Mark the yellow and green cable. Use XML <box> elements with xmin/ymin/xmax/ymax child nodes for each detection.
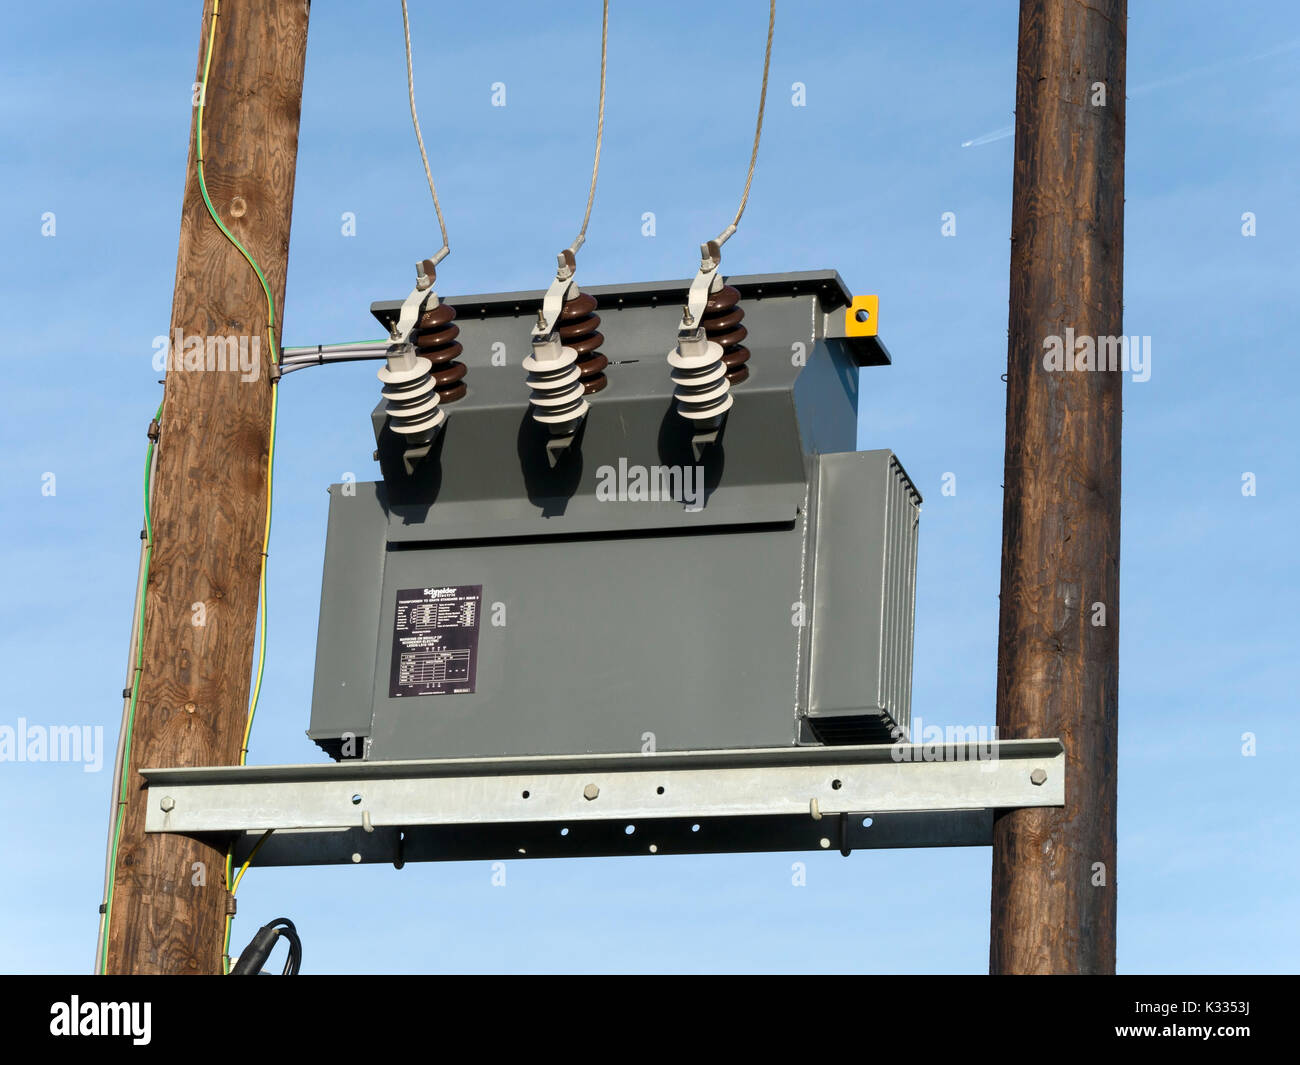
<box><xmin>98</xmin><ymin>402</ymin><xmax>162</xmax><ymax>975</ymax></box>
<box><xmin>196</xmin><ymin>0</ymin><xmax>281</xmax><ymax>973</ymax></box>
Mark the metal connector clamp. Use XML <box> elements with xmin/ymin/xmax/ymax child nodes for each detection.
<box><xmin>377</xmin><ymin>260</ymin><xmax>449</xmax><ymax>469</ymax></box>
<box><xmin>668</xmin><ymin>242</ymin><xmax>733</xmax><ymax>440</ymax></box>
<box><xmin>524</xmin><ymin>250</ymin><xmax>591</xmax><ymax>458</ymax></box>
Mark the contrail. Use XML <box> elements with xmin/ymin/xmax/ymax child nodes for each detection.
<box><xmin>1130</xmin><ymin>35</ymin><xmax>1300</xmax><ymax>95</ymax></box>
<box><xmin>960</xmin><ymin>36</ymin><xmax>1300</xmax><ymax>148</ymax></box>
<box><xmin>961</xmin><ymin>125</ymin><xmax>1013</xmax><ymax>148</ymax></box>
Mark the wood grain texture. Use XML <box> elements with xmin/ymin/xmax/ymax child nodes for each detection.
<box><xmin>990</xmin><ymin>0</ymin><xmax>1125</xmax><ymax>974</ymax></box>
<box><xmin>106</xmin><ymin>0</ymin><xmax>309</xmax><ymax>974</ymax></box>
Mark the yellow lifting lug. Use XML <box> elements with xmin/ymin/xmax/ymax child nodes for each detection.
<box><xmin>845</xmin><ymin>295</ymin><xmax>878</xmax><ymax>337</ymax></box>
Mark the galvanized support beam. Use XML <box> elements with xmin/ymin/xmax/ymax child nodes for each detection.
<box><xmin>141</xmin><ymin>740</ymin><xmax>1063</xmax><ymax>866</ymax></box>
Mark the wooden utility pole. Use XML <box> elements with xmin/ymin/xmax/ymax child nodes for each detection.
<box><xmin>105</xmin><ymin>0</ymin><xmax>310</xmax><ymax>974</ymax></box>
<box><xmin>990</xmin><ymin>0</ymin><xmax>1125</xmax><ymax>974</ymax></box>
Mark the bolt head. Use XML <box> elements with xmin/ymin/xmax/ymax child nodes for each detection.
<box><xmin>1030</xmin><ymin>768</ymin><xmax>1048</xmax><ymax>786</ymax></box>
<box><xmin>583</xmin><ymin>783</ymin><xmax>599</xmax><ymax>801</ymax></box>
<box><xmin>159</xmin><ymin>795</ymin><xmax>176</xmax><ymax>812</ymax></box>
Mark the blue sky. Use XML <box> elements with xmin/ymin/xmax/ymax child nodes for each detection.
<box><xmin>1</xmin><ymin>0</ymin><xmax>1297</xmax><ymax>973</ymax></box>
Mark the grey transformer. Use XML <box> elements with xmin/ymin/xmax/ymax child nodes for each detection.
<box><xmin>308</xmin><ymin>270</ymin><xmax>920</xmax><ymax>763</ymax></box>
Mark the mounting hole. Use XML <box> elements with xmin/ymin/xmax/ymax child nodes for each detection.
<box><xmin>831</xmin><ymin>779</ymin><xmax>842</xmax><ymax>790</ymax></box>
<box><xmin>855</xmin><ymin>308</ymin><xmax>871</xmax><ymax>323</ymax></box>
<box><xmin>862</xmin><ymin>817</ymin><xmax>873</xmax><ymax>828</ymax></box>
<box><xmin>521</xmin><ymin>790</ymin><xmax>530</xmax><ymax>799</ymax></box>
<box><xmin>560</xmin><ymin>827</ymin><xmax>569</xmax><ymax>837</ymax></box>
<box><xmin>656</xmin><ymin>786</ymin><xmax>665</xmax><ymax>795</ymax></box>
<box><xmin>690</xmin><ymin>824</ymin><xmax>700</xmax><ymax>833</ymax></box>
<box><xmin>624</xmin><ymin>824</ymin><xmax>635</xmax><ymax>836</ymax></box>
<box><xmin>351</xmin><ymin>794</ymin><xmax>362</xmax><ymax>805</ymax></box>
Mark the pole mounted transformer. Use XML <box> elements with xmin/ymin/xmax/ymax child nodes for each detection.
<box><xmin>145</xmin><ymin>272</ymin><xmax>1063</xmax><ymax>873</ymax></box>
<box><xmin>310</xmin><ymin>271</ymin><xmax>921</xmax><ymax>763</ymax></box>
<box><xmin>127</xmin><ymin>0</ymin><xmax>1070</xmax><ymax>941</ymax></box>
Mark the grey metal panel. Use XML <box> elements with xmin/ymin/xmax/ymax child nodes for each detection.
<box><xmin>376</xmin><ymin>389</ymin><xmax>809</xmax><ymax>527</ymax></box>
<box><xmin>306</xmin><ymin>483</ymin><xmax>388</xmax><ymax>746</ymax></box>
<box><xmin>793</xmin><ymin>339</ymin><xmax>860</xmax><ymax>455</ymax></box>
<box><xmin>381</xmin><ymin>495</ymin><xmax>800</xmax><ymax>543</ymax></box>
<box><xmin>309</xmin><ymin>452</ymin><xmax>922</xmax><ymax>759</ymax></box>
<box><xmin>366</xmin><ymin>517</ymin><xmax>805</xmax><ymax>759</ymax></box>
<box><xmin>885</xmin><ymin>455</ymin><xmax>903</xmax><ymax>721</ymax></box>
<box><xmin>804</xmin><ymin>451</ymin><xmax>920</xmax><ymax>738</ymax></box>
<box><xmin>806</xmin><ymin>451</ymin><xmax>884</xmax><ymax>722</ymax></box>
<box><xmin>895</xmin><ymin>456</ymin><xmax>920</xmax><ymax>733</ymax></box>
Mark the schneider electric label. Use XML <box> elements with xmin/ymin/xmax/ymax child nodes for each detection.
<box><xmin>388</xmin><ymin>585</ymin><xmax>482</xmax><ymax>697</ymax></box>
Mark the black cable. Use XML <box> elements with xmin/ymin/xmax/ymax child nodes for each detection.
<box><xmin>273</xmin><ymin>918</ymin><xmax>303</xmax><ymax>976</ymax></box>
<box><xmin>230</xmin><ymin>916</ymin><xmax>302</xmax><ymax>976</ymax></box>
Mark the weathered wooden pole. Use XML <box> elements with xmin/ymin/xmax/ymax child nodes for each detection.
<box><xmin>104</xmin><ymin>0</ymin><xmax>310</xmax><ymax>974</ymax></box>
<box><xmin>990</xmin><ymin>0</ymin><xmax>1126</xmax><ymax>974</ymax></box>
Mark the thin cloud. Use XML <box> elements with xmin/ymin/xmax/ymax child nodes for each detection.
<box><xmin>960</xmin><ymin>36</ymin><xmax>1300</xmax><ymax>148</ymax></box>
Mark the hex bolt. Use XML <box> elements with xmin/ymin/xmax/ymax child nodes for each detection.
<box><xmin>583</xmin><ymin>783</ymin><xmax>600</xmax><ymax>801</ymax></box>
<box><xmin>1030</xmin><ymin>768</ymin><xmax>1048</xmax><ymax>786</ymax></box>
<box><xmin>159</xmin><ymin>796</ymin><xmax>176</xmax><ymax>812</ymax></box>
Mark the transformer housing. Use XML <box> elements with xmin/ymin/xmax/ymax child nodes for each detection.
<box><xmin>308</xmin><ymin>270</ymin><xmax>920</xmax><ymax>761</ymax></box>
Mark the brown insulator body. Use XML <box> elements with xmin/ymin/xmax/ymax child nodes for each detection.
<box><xmin>412</xmin><ymin>302</ymin><xmax>468</xmax><ymax>403</ymax></box>
<box><xmin>701</xmin><ymin>284</ymin><xmax>750</xmax><ymax>385</ymax></box>
<box><xmin>557</xmin><ymin>291</ymin><xmax>608</xmax><ymax>395</ymax></box>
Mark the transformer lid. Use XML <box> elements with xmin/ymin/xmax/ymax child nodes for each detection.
<box><xmin>370</xmin><ymin>269</ymin><xmax>891</xmax><ymax>368</ymax></box>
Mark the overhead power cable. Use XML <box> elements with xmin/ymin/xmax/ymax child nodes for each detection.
<box><xmin>402</xmin><ymin>0</ymin><xmax>449</xmax><ymax>270</ymax></box>
<box><xmin>567</xmin><ymin>0</ymin><xmax>609</xmax><ymax>259</ymax></box>
<box><xmin>713</xmin><ymin>0</ymin><xmax>775</xmax><ymax>249</ymax></box>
